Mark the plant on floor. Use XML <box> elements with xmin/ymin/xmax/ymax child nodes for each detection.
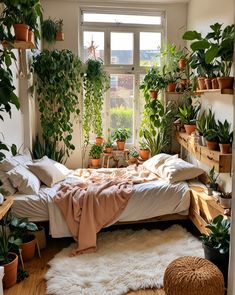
<box><xmin>32</xmin><ymin>49</ymin><xmax>83</xmax><ymax>163</ymax></box>
<box><xmin>89</xmin><ymin>144</ymin><xmax>103</xmax><ymax>159</ymax></box>
<box><xmin>82</xmin><ymin>59</ymin><xmax>109</xmax><ymax>144</ymax></box>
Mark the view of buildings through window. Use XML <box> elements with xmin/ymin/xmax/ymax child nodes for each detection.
<box><xmin>82</xmin><ymin>12</ymin><xmax>163</xmax><ymax>144</ymax></box>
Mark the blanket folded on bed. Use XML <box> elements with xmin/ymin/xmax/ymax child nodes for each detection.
<box><xmin>55</xmin><ymin>165</ymin><xmax>158</xmax><ymax>255</ymax></box>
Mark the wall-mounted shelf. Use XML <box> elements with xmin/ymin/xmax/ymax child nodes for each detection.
<box><xmin>2</xmin><ymin>40</ymin><xmax>35</xmax><ymax>49</ymax></box>
<box><xmin>196</xmin><ymin>88</ymin><xmax>233</xmax><ymax>95</ymax></box>
<box><xmin>176</xmin><ymin>132</ymin><xmax>232</xmax><ymax>173</ymax></box>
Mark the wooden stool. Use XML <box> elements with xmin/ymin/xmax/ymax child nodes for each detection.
<box><xmin>163</xmin><ymin>256</ymin><xmax>224</xmax><ymax>295</ymax></box>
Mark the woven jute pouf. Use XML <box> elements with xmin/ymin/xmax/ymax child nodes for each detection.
<box><xmin>163</xmin><ymin>256</ymin><xmax>224</xmax><ymax>295</ymax></box>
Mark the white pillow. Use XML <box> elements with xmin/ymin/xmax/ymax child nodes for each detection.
<box><xmin>47</xmin><ymin>157</ymin><xmax>72</xmax><ymax>176</ymax></box>
<box><xmin>28</xmin><ymin>157</ymin><xmax>65</xmax><ymax>187</ymax></box>
<box><xmin>0</xmin><ymin>170</ymin><xmax>16</xmax><ymax>195</ymax></box>
<box><xmin>0</xmin><ymin>148</ymin><xmax>32</xmax><ymax>172</ymax></box>
<box><xmin>156</xmin><ymin>157</ymin><xmax>204</xmax><ymax>183</ymax></box>
<box><xmin>143</xmin><ymin>153</ymin><xmax>178</xmax><ymax>174</ymax></box>
<box><xmin>7</xmin><ymin>165</ymin><xmax>40</xmax><ymax>195</ymax></box>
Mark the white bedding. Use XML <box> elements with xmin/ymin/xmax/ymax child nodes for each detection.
<box><xmin>12</xmin><ymin>172</ymin><xmax>191</xmax><ymax>238</ymax></box>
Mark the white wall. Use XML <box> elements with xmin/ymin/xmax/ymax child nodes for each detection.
<box><xmin>187</xmin><ymin>0</ymin><xmax>234</xmax><ymax>294</ymax></box>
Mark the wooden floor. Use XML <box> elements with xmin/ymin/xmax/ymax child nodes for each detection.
<box><xmin>4</xmin><ymin>237</ymin><xmax>165</xmax><ymax>295</ymax></box>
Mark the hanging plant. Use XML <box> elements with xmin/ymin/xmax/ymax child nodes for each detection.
<box><xmin>32</xmin><ymin>49</ymin><xmax>82</xmax><ymax>162</ymax></box>
<box><xmin>82</xmin><ymin>58</ymin><xmax>109</xmax><ymax>144</ymax></box>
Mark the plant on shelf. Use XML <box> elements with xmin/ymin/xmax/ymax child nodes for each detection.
<box><xmin>0</xmin><ymin>213</ymin><xmax>21</xmax><ymax>288</ymax></box>
<box><xmin>128</xmin><ymin>147</ymin><xmax>139</xmax><ymax>164</ymax></box>
<box><xmin>112</xmin><ymin>128</ymin><xmax>131</xmax><ymax>150</ymax></box>
<box><xmin>89</xmin><ymin>144</ymin><xmax>103</xmax><ymax>167</ymax></box>
<box><xmin>177</xmin><ymin>103</ymin><xmax>201</xmax><ymax>135</ymax></box>
<box><xmin>9</xmin><ymin>216</ymin><xmax>38</xmax><ymax>262</ymax></box>
<box><xmin>200</xmin><ymin>215</ymin><xmax>230</xmax><ymax>283</ymax></box>
<box><xmin>55</xmin><ymin>18</ymin><xmax>64</xmax><ymax>41</ymax></box>
<box><xmin>41</xmin><ymin>18</ymin><xmax>57</xmax><ymax>43</ymax></box>
<box><xmin>217</xmin><ymin>119</ymin><xmax>233</xmax><ymax>154</ymax></box>
<box><xmin>32</xmin><ymin>49</ymin><xmax>83</xmax><ymax>163</ymax></box>
<box><xmin>218</xmin><ymin>191</ymin><xmax>232</xmax><ymax>209</ymax></box>
<box><xmin>196</xmin><ymin>110</ymin><xmax>207</xmax><ymax>146</ymax></box>
<box><xmin>139</xmin><ymin>140</ymin><xmax>150</xmax><ymax>160</ymax></box>
<box><xmin>206</xmin><ymin>166</ymin><xmax>219</xmax><ymax>194</ymax></box>
<box><xmin>140</xmin><ymin>66</ymin><xmax>166</xmax><ymax>99</ymax></box>
<box><xmin>104</xmin><ymin>138</ymin><xmax>113</xmax><ymax>154</ymax></box>
<box><xmin>82</xmin><ymin>59</ymin><xmax>109</xmax><ymax>145</ymax></box>
<box><xmin>204</xmin><ymin>109</ymin><xmax>219</xmax><ymax>150</ymax></box>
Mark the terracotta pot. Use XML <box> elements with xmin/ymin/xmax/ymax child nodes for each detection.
<box><xmin>149</xmin><ymin>90</ymin><xmax>158</xmax><ymax>99</ymax></box>
<box><xmin>105</xmin><ymin>147</ymin><xmax>112</xmax><ymax>154</ymax></box>
<box><xmin>205</xmin><ymin>78</ymin><xmax>212</xmax><ymax>89</ymax></box>
<box><xmin>28</xmin><ymin>29</ymin><xmax>34</xmax><ymax>44</ymax></box>
<box><xmin>91</xmin><ymin>158</ymin><xmax>100</xmax><ymax>168</ymax></box>
<box><xmin>2</xmin><ymin>253</ymin><xmax>18</xmax><ymax>289</ymax></box>
<box><xmin>197</xmin><ymin>77</ymin><xmax>206</xmax><ymax>90</ymax></box>
<box><xmin>13</xmin><ymin>24</ymin><xmax>29</xmax><ymax>41</ymax></box>
<box><xmin>212</xmin><ymin>78</ymin><xmax>219</xmax><ymax>89</ymax></box>
<box><xmin>184</xmin><ymin>124</ymin><xmax>196</xmax><ymax>135</ymax></box>
<box><xmin>178</xmin><ymin>58</ymin><xmax>187</xmax><ymax>70</ymax></box>
<box><xmin>116</xmin><ymin>140</ymin><xmax>125</xmax><ymax>150</ymax></box>
<box><xmin>129</xmin><ymin>157</ymin><xmax>138</xmax><ymax>164</ymax></box>
<box><xmin>217</xmin><ymin>77</ymin><xmax>234</xmax><ymax>90</ymax></box>
<box><xmin>166</xmin><ymin>83</ymin><xmax>176</xmax><ymax>92</ymax></box>
<box><xmin>56</xmin><ymin>31</ymin><xmax>64</xmax><ymax>41</ymax></box>
<box><xmin>219</xmin><ymin>143</ymin><xmax>231</xmax><ymax>154</ymax></box>
<box><xmin>21</xmin><ymin>235</ymin><xmax>36</xmax><ymax>261</ymax></box>
<box><xmin>33</xmin><ymin>226</ymin><xmax>46</xmax><ymax>250</ymax></box>
<box><xmin>139</xmin><ymin>149</ymin><xmax>150</xmax><ymax>160</ymax></box>
<box><xmin>206</xmin><ymin>140</ymin><xmax>218</xmax><ymax>151</ymax></box>
<box><xmin>95</xmin><ymin>137</ymin><xmax>103</xmax><ymax>145</ymax></box>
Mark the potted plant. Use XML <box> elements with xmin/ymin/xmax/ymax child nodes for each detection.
<box><xmin>95</xmin><ymin>136</ymin><xmax>104</xmax><ymax>146</ymax></box>
<box><xmin>204</xmin><ymin>109</ymin><xmax>219</xmax><ymax>150</ymax></box>
<box><xmin>128</xmin><ymin>147</ymin><xmax>139</xmax><ymax>164</ymax></box>
<box><xmin>104</xmin><ymin>139</ymin><xmax>113</xmax><ymax>154</ymax></box>
<box><xmin>177</xmin><ymin>103</ymin><xmax>201</xmax><ymax>135</ymax></box>
<box><xmin>9</xmin><ymin>216</ymin><xmax>38</xmax><ymax>262</ymax></box>
<box><xmin>55</xmin><ymin>18</ymin><xmax>64</xmax><ymax>41</ymax></box>
<box><xmin>206</xmin><ymin>166</ymin><xmax>219</xmax><ymax>195</ymax></box>
<box><xmin>140</xmin><ymin>66</ymin><xmax>166</xmax><ymax>99</ymax></box>
<box><xmin>218</xmin><ymin>191</ymin><xmax>232</xmax><ymax>209</ymax></box>
<box><xmin>200</xmin><ymin>215</ymin><xmax>230</xmax><ymax>284</ymax></box>
<box><xmin>41</xmin><ymin>18</ymin><xmax>57</xmax><ymax>43</ymax></box>
<box><xmin>0</xmin><ymin>213</ymin><xmax>20</xmax><ymax>289</ymax></box>
<box><xmin>139</xmin><ymin>140</ymin><xmax>150</xmax><ymax>160</ymax></box>
<box><xmin>89</xmin><ymin>144</ymin><xmax>103</xmax><ymax>167</ymax></box>
<box><xmin>112</xmin><ymin>128</ymin><xmax>131</xmax><ymax>150</ymax></box>
<box><xmin>196</xmin><ymin>110</ymin><xmax>207</xmax><ymax>146</ymax></box>
<box><xmin>217</xmin><ymin>119</ymin><xmax>233</xmax><ymax>154</ymax></box>
<box><xmin>177</xmin><ymin>47</ymin><xmax>189</xmax><ymax>70</ymax></box>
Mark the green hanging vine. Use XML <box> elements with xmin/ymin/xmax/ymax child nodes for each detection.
<box><xmin>82</xmin><ymin>59</ymin><xmax>109</xmax><ymax>144</ymax></box>
<box><xmin>32</xmin><ymin>49</ymin><xmax>82</xmax><ymax>162</ymax></box>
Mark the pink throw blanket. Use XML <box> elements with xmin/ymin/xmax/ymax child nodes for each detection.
<box><xmin>55</xmin><ymin>166</ymin><xmax>158</xmax><ymax>255</ymax></box>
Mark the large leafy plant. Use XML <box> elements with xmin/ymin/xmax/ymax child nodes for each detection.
<box><xmin>200</xmin><ymin>215</ymin><xmax>230</xmax><ymax>254</ymax></box>
<box><xmin>82</xmin><ymin>59</ymin><xmax>109</xmax><ymax>144</ymax></box>
<box><xmin>32</xmin><ymin>49</ymin><xmax>83</xmax><ymax>163</ymax></box>
<box><xmin>89</xmin><ymin>144</ymin><xmax>103</xmax><ymax>159</ymax></box>
<box><xmin>112</xmin><ymin>128</ymin><xmax>131</xmax><ymax>142</ymax></box>
<box><xmin>177</xmin><ymin>103</ymin><xmax>200</xmax><ymax>125</ymax></box>
<box><xmin>140</xmin><ymin>66</ymin><xmax>166</xmax><ymax>92</ymax></box>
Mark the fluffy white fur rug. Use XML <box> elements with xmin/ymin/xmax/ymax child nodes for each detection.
<box><xmin>46</xmin><ymin>225</ymin><xmax>203</xmax><ymax>295</ymax></box>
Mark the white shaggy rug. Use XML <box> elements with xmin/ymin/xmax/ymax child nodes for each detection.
<box><xmin>46</xmin><ymin>225</ymin><xmax>203</xmax><ymax>295</ymax></box>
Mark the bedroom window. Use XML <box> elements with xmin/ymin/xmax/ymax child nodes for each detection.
<box><xmin>81</xmin><ymin>10</ymin><xmax>164</xmax><ymax>145</ymax></box>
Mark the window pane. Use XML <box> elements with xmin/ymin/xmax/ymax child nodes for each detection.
<box><xmin>83</xmin><ymin>13</ymin><xmax>161</xmax><ymax>25</ymax></box>
<box><xmin>140</xmin><ymin>32</ymin><xmax>161</xmax><ymax>66</ymax></box>
<box><xmin>111</xmin><ymin>32</ymin><xmax>133</xmax><ymax>65</ymax></box>
<box><xmin>110</xmin><ymin>74</ymin><xmax>134</xmax><ymax>143</ymax></box>
<box><xmin>83</xmin><ymin>31</ymin><xmax>104</xmax><ymax>61</ymax></box>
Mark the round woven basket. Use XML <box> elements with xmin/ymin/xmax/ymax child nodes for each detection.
<box><xmin>163</xmin><ymin>256</ymin><xmax>224</xmax><ymax>295</ymax></box>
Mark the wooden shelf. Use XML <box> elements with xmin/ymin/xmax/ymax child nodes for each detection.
<box><xmin>196</xmin><ymin>88</ymin><xmax>233</xmax><ymax>95</ymax></box>
<box><xmin>2</xmin><ymin>40</ymin><xmax>35</xmax><ymax>49</ymax></box>
<box><xmin>176</xmin><ymin>132</ymin><xmax>232</xmax><ymax>173</ymax></box>
<box><xmin>0</xmin><ymin>196</ymin><xmax>14</xmax><ymax>220</ymax></box>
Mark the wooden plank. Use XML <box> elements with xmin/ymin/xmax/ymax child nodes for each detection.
<box><xmin>189</xmin><ymin>209</ymin><xmax>209</xmax><ymax>235</ymax></box>
<box><xmin>2</xmin><ymin>40</ymin><xmax>35</xmax><ymax>49</ymax></box>
<box><xmin>196</xmin><ymin>89</ymin><xmax>233</xmax><ymax>95</ymax></box>
<box><xmin>0</xmin><ymin>196</ymin><xmax>13</xmax><ymax>220</ymax></box>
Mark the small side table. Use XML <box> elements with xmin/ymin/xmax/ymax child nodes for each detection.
<box><xmin>102</xmin><ymin>150</ymin><xmax>129</xmax><ymax>168</ymax></box>
<box><xmin>0</xmin><ymin>196</ymin><xmax>13</xmax><ymax>220</ymax></box>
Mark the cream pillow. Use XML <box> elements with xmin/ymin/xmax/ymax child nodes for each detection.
<box><xmin>48</xmin><ymin>157</ymin><xmax>72</xmax><ymax>176</ymax></box>
<box><xmin>28</xmin><ymin>157</ymin><xmax>65</xmax><ymax>187</ymax></box>
<box><xmin>0</xmin><ymin>170</ymin><xmax>16</xmax><ymax>195</ymax></box>
<box><xmin>156</xmin><ymin>157</ymin><xmax>204</xmax><ymax>183</ymax></box>
<box><xmin>143</xmin><ymin>153</ymin><xmax>178</xmax><ymax>174</ymax></box>
<box><xmin>7</xmin><ymin>165</ymin><xmax>40</xmax><ymax>194</ymax></box>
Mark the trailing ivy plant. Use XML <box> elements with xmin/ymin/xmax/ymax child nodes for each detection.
<box><xmin>32</xmin><ymin>49</ymin><xmax>82</xmax><ymax>162</ymax></box>
<box><xmin>82</xmin><ymin>59</ymin><xmax>109</xmax><ymax>144</ymax></box>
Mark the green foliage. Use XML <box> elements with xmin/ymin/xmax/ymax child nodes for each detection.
<box><xmin>32</xmin><ymin>49</ymin><xmax>82</xmax><ymax>162</ymax></box>
<box><xmin>89</xmin><ymin>144</ymin><xmax>103</xmax><ymax>159</ymax></box>
<box><xmin>104</xmin><ymin>138</ymin><xmax>113</xmax><ymax>148</ymax></box>
<box><xmin>177</xmin><ymin>103</ymin><xmax>200</xmax><ymax>125</ymax></box>
<box><xmin>41</xmin><ymin>19</ymin><xmax>57</xmax><ymax>43</ymax></box>
<box><xmin>139</xmin><ymin>140</ymin><xmax>149</xmax><ymax>150</ymax></box>
<box><xmin>110</xmin><ymin>107</ymin><xmax>133</xmax><ymax>131</ymax></box>
<box><xmin>112</xmin><ymin>128</ymin><xmax>131</xmax><ymax>141</ymax></box>
<box><xmin>82</xmin><ymin>59</ymin><xmax>109</xmax><ymax>143</ymax></box>
<box><xmin>208</xmin><ymin>166</ymin><xmax>219</xmax><ymax>186</ymax></box>
<box><xmin>196</xmin><ymin>110</ymin><xmax>207</xmax><ymax>136</ymax></box>
<box><xmin>129</xmin><ymin>147</ymin><xmax>139</xmax><ymax>158</ymax></box>
<box><xmin>203</xmin><ymin>109</ymin><xmax>219</xmax><ymax>141</ymax></box>
<box><xmin>200</xmin><ymin>215</ymin><xmax>230</xmax><ymax>254</ymax></box>
<box><xmin>139</xmin><ymin>66</ymin><xmax>166</xmax><ymax>92</ymax></box>
<box><xmin>32</xmin><ymin>135</ymin><xmax>65</xmax><ymax>163</ymax></box>
<box><xmin>217</xmin><ymin>119</ymin><xmax>233</xmax><ymax>144</ymax></box>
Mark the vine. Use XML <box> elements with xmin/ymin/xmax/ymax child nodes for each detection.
<box><xmin>32</xmin><ymin>49</ymin><xmax>82</xmax><ymax>162</ymax></box>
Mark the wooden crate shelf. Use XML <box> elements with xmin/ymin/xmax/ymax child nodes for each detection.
<box><xmin>176</xmin><ymin>131</ymin><xmax>232</xmax><ymax>173</ymax></box>
<box><xmin>196</xmin><ymin>88</ymin><xmax>233</xmax><ymax>95</ymax></box>
<box><xmin>2</xmin><ymin>40</ymin><xmax>35</xmax><ymax>49</ymax></box>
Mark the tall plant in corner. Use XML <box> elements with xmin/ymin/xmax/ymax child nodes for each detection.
<box><xmin>32</xmin><ymin>49</ymin><xmax>82</xmax><ymax>163</ymax></box>
<box><xmin>82</xmin><ymin>59</ymin><xmax>109</xmax><ymax>144</ymax></box>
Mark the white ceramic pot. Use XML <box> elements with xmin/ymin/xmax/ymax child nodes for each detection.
<box><xmin>219</xmin><ymin>197</ymin><xmax>231</xmax><ymax>209</ymax></box>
